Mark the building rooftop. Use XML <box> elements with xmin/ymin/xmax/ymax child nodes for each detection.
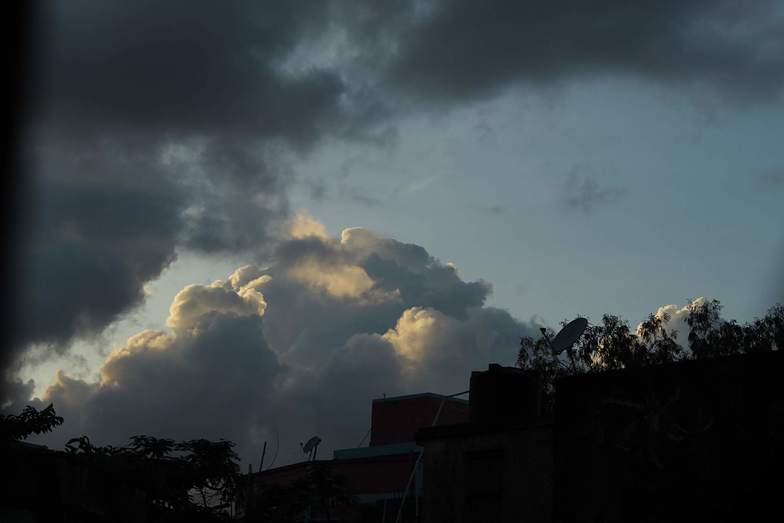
<box><xmin>370</xmin><ymin>391</ymin><xmax>470</xmax><ymax>446</ymax></box>
<box><xmin>371</xmin><ymin>392</ymin><xmax>468</xmax><ymax>404</ymax></box>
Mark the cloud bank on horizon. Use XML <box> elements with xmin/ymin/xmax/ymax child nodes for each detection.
<box><xmin>8</xmin><ymin>217</ymin><xmax>533</xmax><ymax>465</ymax></box>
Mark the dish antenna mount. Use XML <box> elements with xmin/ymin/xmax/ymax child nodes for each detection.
<box><xmin>301</xmin><ymin>436</ymin><xmax>322</xmax><ymax>461</ymax></box>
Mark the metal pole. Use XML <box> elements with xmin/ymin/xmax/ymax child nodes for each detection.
<box><xmin>259</xmin><ymin>441</ymin><xmax>267</xmax><ymax>471</ymax></box>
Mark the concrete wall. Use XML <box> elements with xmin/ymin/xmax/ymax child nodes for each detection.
<box><xmin>371</xmin><ymin>394</ymin><xmax>469</xmax><ymax>446</ymax></box>
<box><xmin>419</xmin><ymin>424</ymin><xmax>553</xmax><ymax>523</ymax></box>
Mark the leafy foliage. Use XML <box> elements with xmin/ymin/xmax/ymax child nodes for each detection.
<box><xmin>177</xmin><ymin>438</ymin><xmax>240</xmax><ymax>510</ymax></box>
<box><xmin>62</xmin><ymin>432</ymin><xmax>240</xmax><ymax>518</ymax></box>
<box><xmin>687</xmin><ymin>300</ymin><xmax>783</xmax><ymax>358</ymax></box>
<box><xmin>517</xmin><ymin>300</ymin><xmax>783</xmax><ymax>404</ymax></box>
<box><xmin>64</xmin><ymin>435</ymin><xmax>132</xmax><ymax>456</ymax></box>
<box><xmin>129</xmin><ymin>434</ymin><xmax>176</xmax><ymax>459</ymax></box>
<box><xmin>0</xmin><ymin>403</ymin><xmax>64</xmax><ymax>441</ymax></box>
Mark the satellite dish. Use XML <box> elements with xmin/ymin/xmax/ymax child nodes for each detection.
<box><xmin>302</xmin><ymin>436</ymin><xmax>322</xmax><ymax>454</ymax></box>
<box><xmin>302</xmin><ymin>436</ymin><xmax>322</xmax><ymax>461</ymax></box>
<box><xmin>549</xmin><ymin>317</ymin><xmax>588</xmax><ymax>354</ymax></box>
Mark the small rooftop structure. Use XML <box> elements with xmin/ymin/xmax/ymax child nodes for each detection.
<box><xmin>469</xmin><ymin>363</ymin><xmax>543</xmax><ymax>426</ymax></box>
<box><xmin>369</xmin><ymin>392</ymin><xmax>470</xmax><ymax>446</ymax></box>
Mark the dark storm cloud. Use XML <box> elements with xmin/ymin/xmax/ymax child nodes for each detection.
<box><xmin>178</xmin><ymin>139</ymin><xmax>292</xmax><ymax>253</ymax></box>
<box><xmin>378</xmin><ymin>0</ymin><xmax>784</xmax><ymax>105</ymax></box>
<box><xmin>14</xmin><ymin>144</ymin><xmax>183</xmax><ymax>353</ymax></box>
<box><xmin>28</xmin><ymin>0</ymin><xmax>351</xmax><ymax>253</ymax></box>
<box><xmin>10</xmin><ymin>1</ymin><xmax>352</xmax><ymax>368</ymax></box>
<box><xmin>31</xmin><ymin>0</ymin><xmax>342</xmax><ymax>143</ymax></box>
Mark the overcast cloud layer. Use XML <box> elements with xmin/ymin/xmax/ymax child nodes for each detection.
<box><xmin>5</xmin><ymin>1</ymin><xmax>784</xmax><ymax>459</ymax></box>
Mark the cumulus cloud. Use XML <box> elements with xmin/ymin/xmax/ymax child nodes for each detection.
<box><xmin>13</xmin><ymin>145</ymin><xmax>183</xmax><ymax>356</ymax></box>
<box><xmin>636</xmin><ymin>297</ymin><xmax>713</xmax><ymax>354</ymax></box>
<box><xmin>379</xmin><ymin>306</ymin><xmax>522</xmax><ymax>391</ymax></box>
<box><xmin>16</xmin><ymin>221</ymin><xmax>533</xmax><ymax>466</ymax></box>
<box><xmin>288</xmin><ymin>212</ymin><xmax>330</xmax><ymax>240</ymax></box>
<box><xmin>166</xmin><ymin>278</ymin><xmax>268</xmax><ymax>335</ymax></box>
<box><xmin>36</xmin><ymin>278</ymin><xmax>281</xmax><ymax>455</ymax></box>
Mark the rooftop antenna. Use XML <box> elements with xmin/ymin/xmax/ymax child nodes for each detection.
<box><xmin>542</xmin><ymin>317</ymin><xmax>588</xmax><ymax>370</ymax></box>
<box><xmin>301</xmin><ymin>436</ymin><xmax>322</xmax><ymax>462</ymax></box>
<box><xmin>258</xmin><ymin>441</ymin><xmax>267</xmax><ymax>472</ymax></box>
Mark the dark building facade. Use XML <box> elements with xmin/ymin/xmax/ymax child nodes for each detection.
<box><xmin>555</xmin><ymin>350</ymin><xmax>784</xmax><ymax>523</ymax></box>
<box><xmin>246</xmin><ymin>392</ymin><xmax>470</xmax><ymax>522</ymax></box>
<box><xmin>249</xmin><ymin>351</ymin><xmax>783</xmax><ymax>522</ymax></box>
<box><xmin>416</xmin><ymin>365</ymin><xmax>553</xmax><ymax>523</ymax></box>
<box><xmin>417</xmin><ymin>421</ymin><xmax>553</xmax><ymax>523</ymax></box>
<box><xmin>369</xmin><ymin>393</ymin><xmax>470</xmax><ymax>446</ymax></box>
<box><xmin>417</xmin><ymin>352</ymin><xmax>784</xmax><ymax>523</ymax></box>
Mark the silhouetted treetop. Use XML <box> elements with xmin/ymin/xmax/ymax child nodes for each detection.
<box><xmin>0</xmin><ymin>403</ymin><xmax>63</xmax><ymax>441</ymax></box>
<box><xmin>517</xmin><ymin>300</ymin><xmax>783</xmax><ymax>404</ymax></box>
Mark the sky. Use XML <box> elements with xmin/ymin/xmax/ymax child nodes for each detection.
<box><xmin>4</xmin><ymin>0</ymin><xmax>784</xmax><ymax>466</ymax></box>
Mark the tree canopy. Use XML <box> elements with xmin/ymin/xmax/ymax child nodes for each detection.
<box><xmin>62</xmin><ymin>433</ymin><xmax>241</xmax><ymax>516</ymax></box>
<box><xmin>517</xmin><ymin>300</ymin><xmax>784</xmax><ymax>405</ymax></box>
<box><xmin>0</xmin><ymin>403</ymin><xmax>63</xmax><ymax>441</ymax></box>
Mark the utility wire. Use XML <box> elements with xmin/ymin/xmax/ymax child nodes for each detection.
<box><xmin>395</xmin><ymin>390</ymin><xmax>469</xmax><ymax>523</ymax></box>
<box><xmin>357</xmin><ymin>426</ymin><xmax>372</xmax><ymax>447</ymax></box>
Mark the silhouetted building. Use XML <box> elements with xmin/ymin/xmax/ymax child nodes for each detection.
<box><xmin>416</xmin><ymin>365</ymin><xmax>553</xmax><ymax>523</ymax></box>
<box><xmin>555</xmin><ymin>350</ymin><xmax>784</xmax><ymax>523</ymax></box>
<box><xmin>416</xmin><ymin>352</ymin><xmax>784</xmax><ymax>523</ymax></box>
<box><xmin>247</xmin><ymin>351</ymin><xmax>784</xmax><ymax>522</ymax></box>
<box><xmin>369</xmin><ymin>393</ymin><xmax>470</xmax><ymax>446</ymax></box>
<box><xmin>246</xmin><ymin>392</ymin><xmax>469</xmax><ymax>522</ymax></box>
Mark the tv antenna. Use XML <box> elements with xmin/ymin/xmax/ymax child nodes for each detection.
<box><xmin>541</xmin><ymin>317</ymin><xmax>588</xmax><ymax>369</ymax></box>
<box><xmin>301</xmin><ymin>436</ymin><xmax>322</xmax><ymax>461</ymax></box>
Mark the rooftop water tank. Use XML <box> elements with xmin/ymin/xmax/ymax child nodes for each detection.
<box><xmin>469</xmin><ymin>363</ymin><xmax>542</xmax><ymax>426</ymax></box>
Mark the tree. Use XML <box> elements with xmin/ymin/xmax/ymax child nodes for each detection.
<box><xmin>517</xmin><ymin>300</ymin><xmax>784</xmax><ymax>403</ymax></box>
<box><xmin>62</xmin><ymin>432</ymin><xmax>241</xmax><ymax>519</ymax></box>
<box><xmin>2</xmin><ymin>406</ymin><xmax>241</xmax><ymax>519</ymax></box>
<box><xmin>0</xmin><ymin>403</ymin><xmax>63</xmax><ymax>441</ymax></box>
<box><xmin>177</xmin><ymin>438</ymin><xmax>240</xmax><ymax>512</ymax></box>
<box><xmin>129</xmin><ymin>434</ymin><xmax>177</xmax><ymax>459</ymax></box>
